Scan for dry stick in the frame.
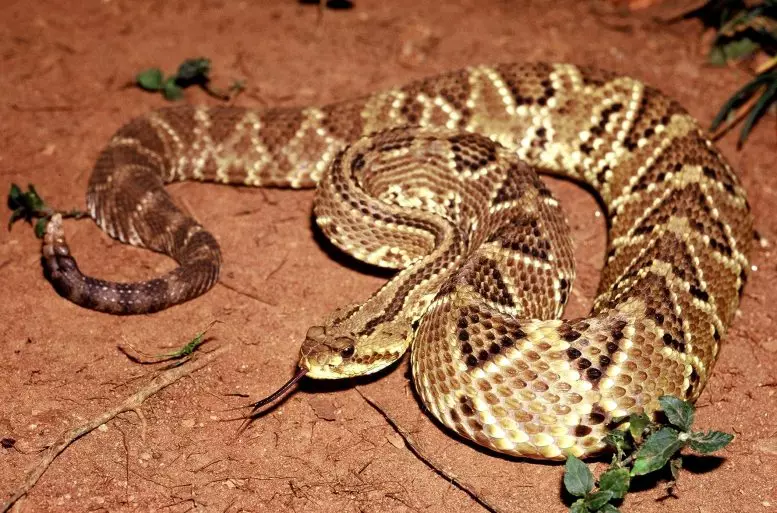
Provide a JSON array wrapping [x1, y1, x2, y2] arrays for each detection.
[[218, 280, 277, 306], [1, 345, 230, 513], [354, 387, 504, 513]]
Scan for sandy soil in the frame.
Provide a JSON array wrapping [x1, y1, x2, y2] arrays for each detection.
[[1, 1, 776, 512]]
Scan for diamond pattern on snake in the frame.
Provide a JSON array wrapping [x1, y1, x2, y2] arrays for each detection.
[[41, 62, 752, 459]]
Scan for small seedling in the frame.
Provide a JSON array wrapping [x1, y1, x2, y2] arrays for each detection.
[[7, 183, 87, 238], [563, 396, 733, 512], [119, 320, 221, 367], [136, 58, 244, 101]]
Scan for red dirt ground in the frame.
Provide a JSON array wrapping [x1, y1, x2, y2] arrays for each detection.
[[2, 1, 776, 512]]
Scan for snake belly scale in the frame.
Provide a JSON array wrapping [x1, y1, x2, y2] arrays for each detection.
[[42, 63, 752, 459]]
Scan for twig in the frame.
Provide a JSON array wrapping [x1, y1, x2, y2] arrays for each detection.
[[117, 425, 131, 504], [354, 387, 505, 513], [264, 254, 289, 282], [218, 280, 277, 306], [1, 345, 230, 513]]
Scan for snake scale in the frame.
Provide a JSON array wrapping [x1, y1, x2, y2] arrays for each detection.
[[42, 63, 752, 459]]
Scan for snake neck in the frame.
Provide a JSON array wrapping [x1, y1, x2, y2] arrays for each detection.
[[300, 250, 466, 379]]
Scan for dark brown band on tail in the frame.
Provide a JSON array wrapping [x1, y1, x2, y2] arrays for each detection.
[[42, 214, 221, 314]]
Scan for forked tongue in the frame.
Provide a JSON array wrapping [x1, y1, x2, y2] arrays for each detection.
[[237, 367, 308, 433]]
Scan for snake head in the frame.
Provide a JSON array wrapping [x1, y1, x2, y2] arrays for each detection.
[[298, 325, 358, 378], [299, 323, 407, 379]]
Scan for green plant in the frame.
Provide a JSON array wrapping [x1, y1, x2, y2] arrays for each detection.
[[136, 57, 244, 101], [682, 1, 777, 146], [119, 320, 221, 367], [563, 396, 733, 513], [7, 184, 87, 238]]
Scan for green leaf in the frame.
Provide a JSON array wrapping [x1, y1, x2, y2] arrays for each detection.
[[603, 429, 631, 462], [631, 427, 685, 476], [8, 183, 22, 210], [136, 68, 164, 91], [715, 37, 761, 63], [564, 455, 594, 497], [176, 57, 210, 82], [599, 504, 621, 513], [669, 456, 683, 481], [659, 396, 694, 432], [34, 217, 48, 238], [628, 413, 650, 440], [688, 430, 734, 453], [26, 184, 45, 212], [570, 499, 589, 513], [8, 208, 24, 230], [7, 184, 51, 231], [162, 76, 184, 101], [599, 467, 630, 499], [603, 429, 626, 449], [585, 490, 613, 510], [738, 78, 777, 147], [711, 72, 774, 130]]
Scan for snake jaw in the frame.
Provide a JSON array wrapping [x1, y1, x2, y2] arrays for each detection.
[[302, 350, 402, 379]]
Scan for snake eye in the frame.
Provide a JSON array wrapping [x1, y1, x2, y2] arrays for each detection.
[[340, 345, 355, 358]]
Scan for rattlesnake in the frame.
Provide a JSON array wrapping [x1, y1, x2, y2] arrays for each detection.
[[42, 63, 752, 459]]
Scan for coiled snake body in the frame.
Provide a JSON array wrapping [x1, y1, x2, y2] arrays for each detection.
[[43, 63, 752, 459]]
